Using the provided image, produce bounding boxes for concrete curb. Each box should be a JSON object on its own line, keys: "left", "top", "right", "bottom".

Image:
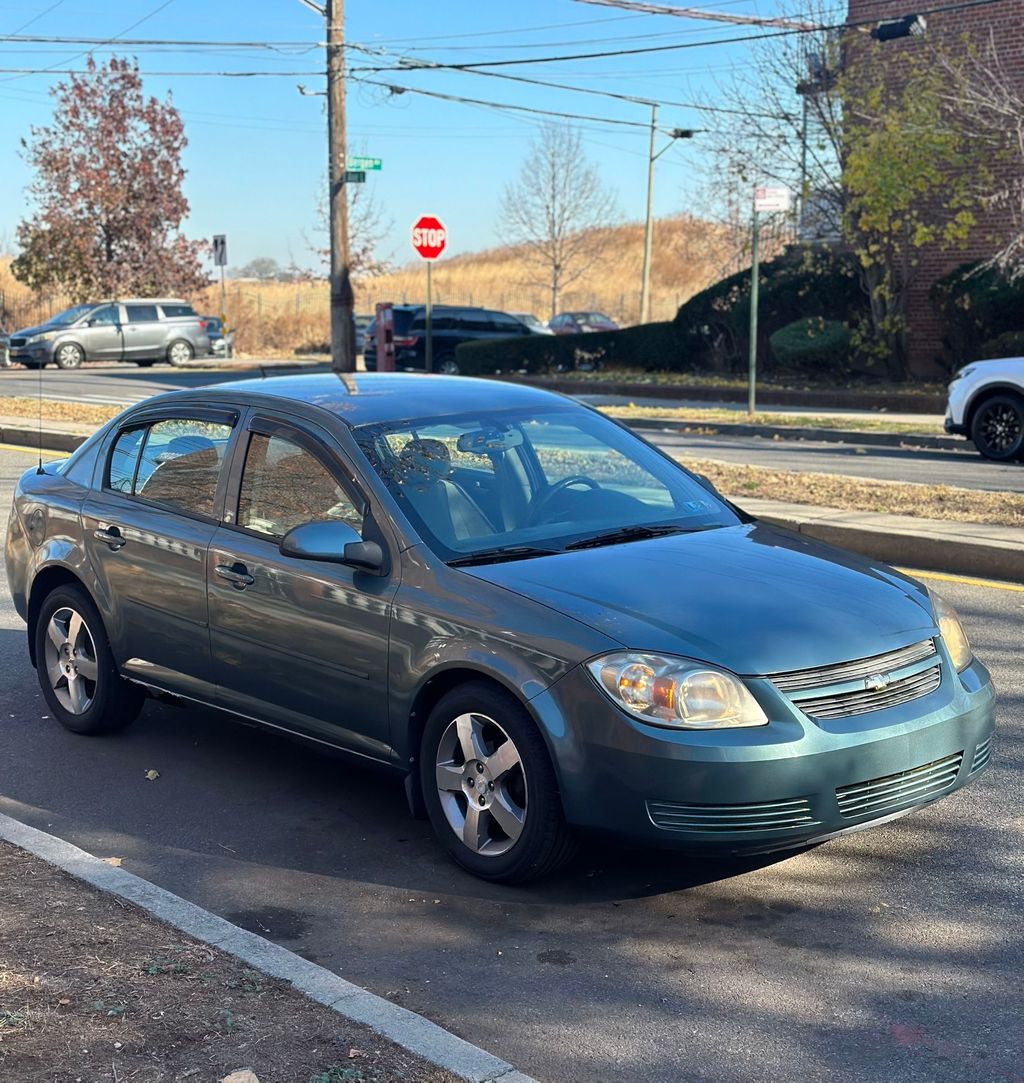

{"left": 744, "top": 503, "right": 1024, "bottom": 584}
{"left": 1, "top": 423, "right": 85, "bottom": 453}
{"left": 613, "top": 414, "right": 969, "bottom": 452}
{"left": 0, "top": 812, "right": 535, "bottom": 1083}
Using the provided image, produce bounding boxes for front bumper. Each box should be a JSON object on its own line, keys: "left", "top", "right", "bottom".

{"left": 532, "top": 650, "right": 996, "bottom": 853}
{"left": 9, "top": 344, "right": 54, "bottom": 364}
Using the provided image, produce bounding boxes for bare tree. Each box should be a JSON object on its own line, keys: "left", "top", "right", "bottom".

{"left": 939, "top": 33, "right": 1024, "bottom": 281}
{"left": 697, "top": 1, "right": 847, "bottom": 246}
{"left": 310, "top": 177, "right": 393, "bottom": 279}
{"left": 501, "top": 124, "right": 617, "bottom": 319}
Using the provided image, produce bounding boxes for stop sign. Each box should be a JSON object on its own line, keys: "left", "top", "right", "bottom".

{"left": 411, "top": 215, "right": 447, "bottom": 260}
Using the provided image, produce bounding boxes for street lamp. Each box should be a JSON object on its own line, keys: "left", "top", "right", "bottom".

{"left": 639, "top": 109, "right": 696, "bottom": 325}
{"left": 871, "top": 13, "right": 927, "bottom": 40}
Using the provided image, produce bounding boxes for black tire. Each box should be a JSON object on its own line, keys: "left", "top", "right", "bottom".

{"left": 970, "top": 392, "right": 1024, "bottom": 461}
{"left": 436, "top": 354, "right": 459, "bottom": 376}
{"left": 33, "top": 584, "right": 145, "bottom": 736}
{"left": 419, "top": 681, "right": 575, "bottom": 883}
{"left": 54, "top": 342, "right": 84, "bottom": 370}
{"left": 167, "top": 339, "right": 194, "bottom": 367}
{"left": 136, "top": 359, "right": 155, "bottom": 368}
{"left": 21, "top": 360, "right": 45, "bottom": 370}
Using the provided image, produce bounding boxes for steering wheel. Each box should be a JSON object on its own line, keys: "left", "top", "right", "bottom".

{"left": 526, "top": 474, "right": 601, "bottom": 525}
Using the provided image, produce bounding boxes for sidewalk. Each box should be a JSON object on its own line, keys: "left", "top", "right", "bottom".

{"left": 0, "top": 818, "right": 533, "bottom": 1083}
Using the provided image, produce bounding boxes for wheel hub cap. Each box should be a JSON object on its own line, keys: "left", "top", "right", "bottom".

{"left": 43, "top": 606, "right": 98, "bottom": 715}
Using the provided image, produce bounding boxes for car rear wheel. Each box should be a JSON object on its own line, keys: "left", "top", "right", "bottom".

{"left": 970, "top": 393, "right": 1024, "bottom": 461}
{"left": 34, "top": 585, "right": 145, "bottom": 735}
{"left": 167, "top": 340, "right": 194, "bottom": 367}
{"left": 54, "top": 343, "right": 84, "bottom": 370}
{"left": 420, "top": 681, "right": 575, "bottom": 883}
{"left": 437, "top": 355, "right": 459, "bottom": 376}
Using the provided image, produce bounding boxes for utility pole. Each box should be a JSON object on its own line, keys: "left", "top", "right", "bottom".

{"left": 325, "top": 0, "right": 355, "bottom": 372}
{"left": 639, "top": 103, "right": 658, "bottom": 326}
{"left": 748, "top": 206, "right": 760, "bottom": 417}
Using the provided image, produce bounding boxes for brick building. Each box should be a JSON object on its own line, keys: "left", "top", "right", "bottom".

{"left": 845, "top": 0, "right": 1024, "bottom": 374}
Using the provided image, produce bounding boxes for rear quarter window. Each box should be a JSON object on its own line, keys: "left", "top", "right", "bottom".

{"left": 160, "top": 304, "right": 197, "bottom": 319}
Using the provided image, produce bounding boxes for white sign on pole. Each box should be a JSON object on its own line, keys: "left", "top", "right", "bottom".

{"left": 753, "top": 186, "right": 793, "bottom": 213}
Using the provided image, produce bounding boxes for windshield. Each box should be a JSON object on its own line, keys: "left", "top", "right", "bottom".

{"left": 353, "top": 404, "right": 740, "bottom": 563}
{"left": 46, "top": 304, "right": 96, "bottom": 327}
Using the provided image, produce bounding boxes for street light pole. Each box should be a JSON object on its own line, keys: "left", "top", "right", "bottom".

{"left": 640, "top": 119, "right": 695, "bottom": 327}
{"left": 325, "top": 0, "right": 356, "bottom": 373}
{"left": 639, "top": 103, "right": 658, "bottom": 326}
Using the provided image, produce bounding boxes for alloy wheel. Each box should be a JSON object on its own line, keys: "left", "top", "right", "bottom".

{"left": 42, "top": 606, "right": 99, "bottom": 715}
{"left": 438, "top": 357, "right": 459, "bottom": 375}
{"left": 976, "top": 400, "right": 1023, "bottom": 457}
{"left": 434, "top": 712, "right": 528, "bottom": 857}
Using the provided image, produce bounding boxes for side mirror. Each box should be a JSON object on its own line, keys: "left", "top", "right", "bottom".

{"left": 279, "top": 519, "right": 384, "bottom": 574}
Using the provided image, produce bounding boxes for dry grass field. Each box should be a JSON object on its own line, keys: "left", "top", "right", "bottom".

{"left": 0, "top": 215, "right": 732, "bottom": 356}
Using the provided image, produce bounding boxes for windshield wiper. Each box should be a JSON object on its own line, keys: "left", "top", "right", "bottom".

{"left": 564, "top": 524, "right": 710, "bottom": 551}
{"left": 448, "top": 545, "right": 562, "bottom": 568}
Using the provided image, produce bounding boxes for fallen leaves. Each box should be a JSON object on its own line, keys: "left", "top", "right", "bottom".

{"left": 144, "top": 770, "right": 160, "bottom": 782}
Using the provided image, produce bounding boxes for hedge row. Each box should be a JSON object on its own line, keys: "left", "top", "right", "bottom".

{"left": 454, "top": 321, "right": 681, "bottom": 375}
{"left": 931, "top": 262, "right": 1024, "bottom": 369}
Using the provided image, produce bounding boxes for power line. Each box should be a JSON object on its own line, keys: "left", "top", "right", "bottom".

{"left": 6, "top": 0, "right": 68, "bottom": 37}
{"left": 383, "top": 0, "right": 1011, "bottom": 70}
{"left": 350, "top": 75, "right": 706, "bottom": 132}
{"left": 0, "top": 0, "right": 177, "bottom": 85}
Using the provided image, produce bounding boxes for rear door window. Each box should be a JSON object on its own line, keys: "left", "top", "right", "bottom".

{"left": 106, "top": 417, "right": 233, "bottom": 518}
{"left": 125, "top": 304, "right": 160, "bottom": 323}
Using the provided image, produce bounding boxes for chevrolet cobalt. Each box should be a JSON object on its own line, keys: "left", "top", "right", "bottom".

{"left": 5, "top": 374, "right": 995, "bottom": 882}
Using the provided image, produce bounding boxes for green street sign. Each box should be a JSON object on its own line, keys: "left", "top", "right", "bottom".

{"left": 348, "top": 156, "right": 382, "bottom": 171}
{"left": 343, "top": 170, "right": 366, "bottom": 184}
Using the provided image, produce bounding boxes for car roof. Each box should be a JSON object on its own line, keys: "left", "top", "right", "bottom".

{"left": 147, "top": 372, "right": 572, "bottom": 428}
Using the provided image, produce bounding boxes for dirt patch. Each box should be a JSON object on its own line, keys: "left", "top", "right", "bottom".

{"left": 601, "top": 405, "right": 941, "bottom": 435}
{"left": 0, "top": 396, "right": 122, "bottom": 427}
{"left": 681, "top": 456, "right": 1024, "bottom": 528}
{"left": 0, "top": 841, "right": 458, "bottom": 1083}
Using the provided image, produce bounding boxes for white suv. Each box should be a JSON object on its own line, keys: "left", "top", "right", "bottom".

{"left": 945, "top": 355, "right": 1024, "bottom": 461}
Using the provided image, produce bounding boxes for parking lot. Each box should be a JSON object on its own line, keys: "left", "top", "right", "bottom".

{"left": 1, "top": 444, "right": 1021, "bottom": 1082}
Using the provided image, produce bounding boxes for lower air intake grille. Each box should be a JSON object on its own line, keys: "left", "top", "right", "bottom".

{"left": 647, "top": 797, "right": 819, "bottom": 833}
{"left": 836, "top": 751, "right": 963, "bottom": 819}
{"left": 971, "top": 736, "right": 992, "bottom": 773}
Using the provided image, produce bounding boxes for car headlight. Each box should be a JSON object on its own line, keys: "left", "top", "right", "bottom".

{"left": 931, "top": 591, "right": 972, "bottom": 671}
{"left": 950, "top": 364, "right": 975, "bottom": 385}
{"left": 27, "top": 331, "right": 54, "bottom": 344}
{"left": 586, "top": 652, "right": 768, "bottom": 729}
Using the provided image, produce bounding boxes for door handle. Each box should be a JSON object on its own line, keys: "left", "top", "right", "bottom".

{"left": 93, "top": 526, "right": 126, "bottom": 551}
{"left": 215, "top": 563, "right": 255, "bottom": 589}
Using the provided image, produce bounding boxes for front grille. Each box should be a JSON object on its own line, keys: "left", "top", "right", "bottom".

{"left": 971, "top": 736, "right": 992, "bottom": 773}
{"left": 647, "top": 797, "right": 820, "bottom": 833}
{"left": 795, "top": 665, "right": 942, "bottom": 720}
{"left": 771, "top": 640, "right": 937, "bottom": 693}
{"left": 9, "top": 337, "right": 27, "bottom": 347}
{"left": 771, "top": 639, "right": 941, "bottom": 720}
{"left": 836, "top": 751, "right": 963, "bottom": 819}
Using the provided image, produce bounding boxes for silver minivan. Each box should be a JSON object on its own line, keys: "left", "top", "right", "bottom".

{"left": 7, "top": 299, "right": 211, "bottom": 370}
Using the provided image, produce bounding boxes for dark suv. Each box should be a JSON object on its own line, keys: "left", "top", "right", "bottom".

{"left": 364, "top": 305, "right": 533, "bottom": 374}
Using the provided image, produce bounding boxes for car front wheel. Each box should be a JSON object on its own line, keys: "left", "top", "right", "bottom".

{"left": 34, "top": 584, "right": 145, "bottom": 735}
{"left": 54, "top": 343, "right": 84, "bottom": 370}
{"left": 420, "top": 681, "right": 575, "bottom": 883}
{"left": 971, "top": 392, "right": 1024, "bottom": 461}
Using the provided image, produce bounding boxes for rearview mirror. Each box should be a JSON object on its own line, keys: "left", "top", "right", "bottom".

{"left": 279, "top": 520, "right": 384, "bottom": 574}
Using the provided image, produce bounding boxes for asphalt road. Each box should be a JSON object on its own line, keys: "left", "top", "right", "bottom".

{"left": 1, "top": 445, "right": 1021, "bottom": 1083}
{"left": 3, "top": 363, "right": 1022, "bottom": 493}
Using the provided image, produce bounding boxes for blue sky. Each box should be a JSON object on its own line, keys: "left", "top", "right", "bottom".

{"left": 0, "top": 0, "right": 775, "bottom": 272}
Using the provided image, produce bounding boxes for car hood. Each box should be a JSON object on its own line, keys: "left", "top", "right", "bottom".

{"left": 465, "top": 523, "right": 936, "bottom": 675}
{"left": 11, "top": 324, "right": 51, "bottom": 338}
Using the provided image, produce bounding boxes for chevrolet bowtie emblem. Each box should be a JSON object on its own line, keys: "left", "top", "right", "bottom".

{"left": 864, "top": 673, "right": 891, "bottom": 691}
